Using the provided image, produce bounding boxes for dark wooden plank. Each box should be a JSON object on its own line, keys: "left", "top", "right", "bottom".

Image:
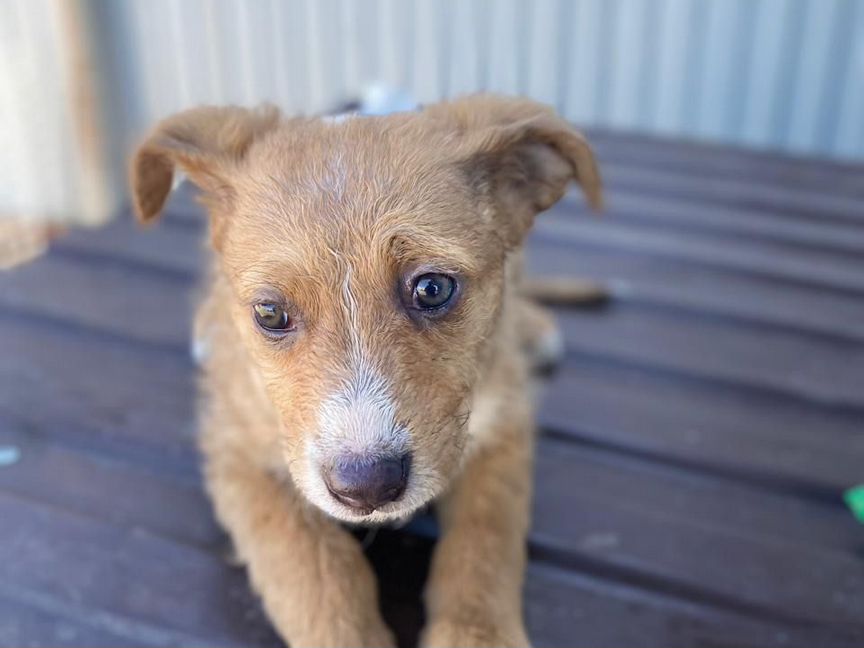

{"left": 587, "top": 130, "right": 864, "bottom": 200}
{"left": 526, "top": 238, "right": 864, "bottom": 344}
{"left": 539, "top": 355, "right": 864, "bottom": 490}
{"left": 0, "top": 253, "right": 193, "bottom": 349}
{"left": 524, "top": 564, "right": 863, "bottom": 648}
{"left": 534, "top": 218, "right": 864, "bottom": 296}
{"left": 552, "top": 303, "right": 864, "bottom": 409}
{"left": 0, "top": 423, "right": 219, "bottom": 549}
{"left": 0, "top": 315, "right": 198, "bottom": 478}
{"left": 599, "top": 163, "right": 864, "bottom": 227}
{"left": 530, "top": 442, "right": 864, "bottom": 628}
{"left": 54, "top": 216, "right": 202, "bottom": 279}
{"left": 553, "top": 191, "right": 864, "bottom": 255}
{"left": 0, "top": 592, "right": 169, "bottom": 648}
{"left": 0, "top": 493, "right": 280, "bottom": 648}
{"left": 532, "top": 440, "right": 858, "bottom": 553}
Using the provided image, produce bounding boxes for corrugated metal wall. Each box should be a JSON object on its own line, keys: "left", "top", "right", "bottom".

{"left": 1, "top": 0, "right": 121, "bottom": 224}
{"left": 2, "top": 0, "right": 862, "bottom": 225}
{"left": 115, "top": 0, "right": 864, "bottom": 160}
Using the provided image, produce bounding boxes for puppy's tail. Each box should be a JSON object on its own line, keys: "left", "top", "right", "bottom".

{"left": 521, "top": 276, "right": 609, "bottom": 307}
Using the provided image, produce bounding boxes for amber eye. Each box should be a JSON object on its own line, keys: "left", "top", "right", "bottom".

{"left": 412, "top": 273, "right": 456, "bottom": 310}
{"left": 253, "top": 303, "right": 292, "bottom": 332}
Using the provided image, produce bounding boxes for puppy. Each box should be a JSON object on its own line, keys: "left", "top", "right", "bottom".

{"left": 130, "top": 95, "right": 602, "bottom": 648}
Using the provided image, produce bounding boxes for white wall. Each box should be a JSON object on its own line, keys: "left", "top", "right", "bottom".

{"left": 115, "top": 0, "right": 864, "bottom": 160}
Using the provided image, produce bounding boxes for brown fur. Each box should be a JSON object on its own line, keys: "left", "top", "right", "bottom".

{"left": 130, "top": 95, "right": 601, "bottom": 648}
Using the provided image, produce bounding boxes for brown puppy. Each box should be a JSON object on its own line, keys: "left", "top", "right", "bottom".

{"left": 130, "top": 95, "right": 601, "bottom": 648}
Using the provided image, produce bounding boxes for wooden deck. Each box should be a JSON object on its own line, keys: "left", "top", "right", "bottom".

{"left": 1, "top": 132, "right": 863, "bottom": 647}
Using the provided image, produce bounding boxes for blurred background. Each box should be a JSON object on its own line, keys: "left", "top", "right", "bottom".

{"left": 1, "top": 0, "right": 863, "bottom": 229}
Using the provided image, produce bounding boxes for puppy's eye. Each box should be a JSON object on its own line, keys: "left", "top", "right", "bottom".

{"left": 412, "top": 273, "right": 456, "bottom": 310}
{"left": 253, "top": 303, "right": 292, "bottom": 333}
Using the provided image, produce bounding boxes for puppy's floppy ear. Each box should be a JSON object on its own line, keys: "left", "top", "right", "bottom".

{"left": 432, "top": 95, "right": 602, "bottom": 245}
{"left": 130, "top": 104, "right": 280, "bottom": 224}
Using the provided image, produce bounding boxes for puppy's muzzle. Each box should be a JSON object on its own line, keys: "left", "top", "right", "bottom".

{"left": 323, "top": 453, "right": 411, "bottom": 514}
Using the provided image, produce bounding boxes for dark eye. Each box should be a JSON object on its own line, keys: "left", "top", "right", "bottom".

{"left": 253, "top": 303, "right": 292, "bottom": 333}
{"left": 412, "top": 273, "right": 456, "bottom": 310}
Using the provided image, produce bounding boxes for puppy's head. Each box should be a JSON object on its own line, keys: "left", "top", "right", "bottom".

{"left": 131, "top": 96, "right": 600, "bottom": 523}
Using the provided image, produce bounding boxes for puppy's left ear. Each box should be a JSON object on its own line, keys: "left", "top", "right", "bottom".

{"left": 434, "top": 96, "right": 602, "bottom": 246}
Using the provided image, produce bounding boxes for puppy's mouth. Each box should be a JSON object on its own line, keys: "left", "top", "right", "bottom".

{"left": 328, "top": 497, "right": 423, "bottom": 525}
{"left": 319, "top": 486, "right": 433, "bottom": 526}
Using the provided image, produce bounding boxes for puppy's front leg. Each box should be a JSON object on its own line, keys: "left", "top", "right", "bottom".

{"left": 206, "top": 455, "right": 395, "bottom": 648}
{"left": 421, "top": 412, "right": 534, "bottom": 648}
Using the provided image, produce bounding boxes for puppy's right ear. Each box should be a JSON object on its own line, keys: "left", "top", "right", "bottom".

{"left": 130, "top": 105, "right": 280, "bottom": 224}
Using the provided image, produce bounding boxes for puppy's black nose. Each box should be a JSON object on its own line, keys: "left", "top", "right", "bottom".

{"left": 324, "top": 454, "right": 410, "bottom": 513}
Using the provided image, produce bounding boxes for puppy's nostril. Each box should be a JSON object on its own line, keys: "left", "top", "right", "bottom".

{"left": 323, "top": 453, "right": 411, "bottom": 514}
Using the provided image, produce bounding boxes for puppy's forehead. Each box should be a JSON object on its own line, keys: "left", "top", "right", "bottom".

{"left": 227, "top": 116, "right": 492, "bottom": 269}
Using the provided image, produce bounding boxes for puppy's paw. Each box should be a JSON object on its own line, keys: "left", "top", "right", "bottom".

{"left": 421, "top": 618, "right": 531, "bottom": 648}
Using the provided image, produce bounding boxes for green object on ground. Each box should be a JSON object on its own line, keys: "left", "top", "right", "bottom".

{"left": 845, "top": 485, "right": 864, "bottom": 524}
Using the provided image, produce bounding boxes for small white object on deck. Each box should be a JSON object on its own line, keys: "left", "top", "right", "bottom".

{"left": 0, "top": 445, "right": 21, "bottom": 467}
